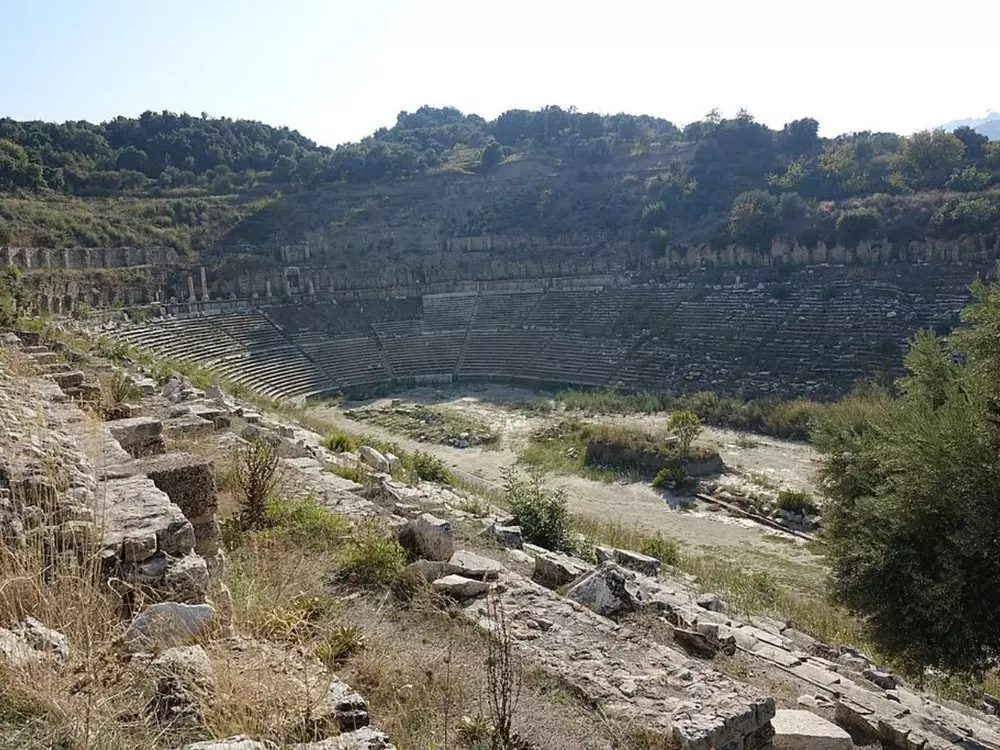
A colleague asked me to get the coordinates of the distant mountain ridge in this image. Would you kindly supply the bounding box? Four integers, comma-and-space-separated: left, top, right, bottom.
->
941, 111, 1000, 140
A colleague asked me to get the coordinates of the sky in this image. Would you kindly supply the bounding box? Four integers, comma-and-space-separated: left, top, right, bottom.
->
2, 0, 998, 147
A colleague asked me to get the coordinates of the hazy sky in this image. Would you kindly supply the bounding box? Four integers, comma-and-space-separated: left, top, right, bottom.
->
2, 0, 997, 146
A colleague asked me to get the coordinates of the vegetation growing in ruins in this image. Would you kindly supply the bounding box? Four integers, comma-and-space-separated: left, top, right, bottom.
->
502, 466, 571, 553
345, 403, 499, 450
230, 435, 284, 531
814, 267, 1000, 676
514, 386, 889, 443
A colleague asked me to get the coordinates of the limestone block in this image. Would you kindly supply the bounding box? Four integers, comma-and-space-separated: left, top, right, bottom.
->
533, 551, 591, 589
50, 370, 84, 389
565, 561, 646, 619
358, 445, 390, 473
125, 602, 216, 650
447, 550, 504, 581
134, 377, 157, 396
140, 452, 220, 556
433, 574, 490, 599
99, 475, 195, 559
396, 513, 453, 561
696, 592, 726, 612
163, 554, 210, 604
107, 416, 166, 457
0, 617, 69, 668
164, 414, 215, 438
481, 523, 523, 549
594, 546, 660, 577
772, 709, 852, 750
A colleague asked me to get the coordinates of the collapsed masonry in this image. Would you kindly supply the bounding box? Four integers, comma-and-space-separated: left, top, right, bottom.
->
0, 337, 396, 750
251, 415, 1000, 750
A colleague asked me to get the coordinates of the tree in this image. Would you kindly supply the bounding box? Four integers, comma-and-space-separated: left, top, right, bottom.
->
667, 410, 702, 456
814, 268, 1000, 675
952, 126, 988, 162
902, 130, 965, 188
729, 189, 777, 250
481, 141, 503, 169
836, 207, 881, 248
271, 154, 297, 181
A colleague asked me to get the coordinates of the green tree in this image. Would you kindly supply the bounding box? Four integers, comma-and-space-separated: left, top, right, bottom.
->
481, 141, 503, 169
667, 410, 702, 456
836, 208, 881, 248
729, 190, 777, 250
814, 268, 1000, 675
902, 130, 965, 188
946, 166, 991, 192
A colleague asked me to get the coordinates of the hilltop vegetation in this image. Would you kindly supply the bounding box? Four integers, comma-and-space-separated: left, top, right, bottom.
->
2, 105, 1000, 254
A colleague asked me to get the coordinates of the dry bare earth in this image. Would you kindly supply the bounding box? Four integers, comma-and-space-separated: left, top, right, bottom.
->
310, 386, 826, 583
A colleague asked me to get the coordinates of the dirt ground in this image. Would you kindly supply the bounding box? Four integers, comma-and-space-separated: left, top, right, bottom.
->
308, 384, 827, 583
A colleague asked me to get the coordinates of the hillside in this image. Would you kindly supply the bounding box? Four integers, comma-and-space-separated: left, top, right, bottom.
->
3, 106, 1000, 263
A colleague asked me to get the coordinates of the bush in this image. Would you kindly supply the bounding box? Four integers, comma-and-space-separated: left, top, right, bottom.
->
323, 429, 357, 453
409, 450, 453, 484
232, 436, 283, 530
836, 207, 881, 248
502, 466, 570, 552
266, 496, 350, 549
666, 410, 702, 456
651, 465, 686, 489
338, 520, 406, 586
639, 532, 680, 566
775, 489, 819, 516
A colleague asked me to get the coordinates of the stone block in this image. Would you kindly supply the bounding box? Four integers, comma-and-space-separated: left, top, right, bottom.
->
99, 475, 195, 559
397, 513, 453, 561
140, 452, 220, 556
481, 523, 523, 549
533, 551, 591, 589
566, 561, 645, 619
125, 602, 215, 650
595, 546, 661, 577
108, 417, 166, 458
358, 445, 390, 473
433, 574, 490, 599
772, 709, 852, 750
50, 370, 84, 389
447, 550, 504, 581
164, 414, 215, 438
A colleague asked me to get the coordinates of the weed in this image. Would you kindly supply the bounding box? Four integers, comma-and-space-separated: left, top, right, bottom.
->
323, 429, 357, 453
231, 436, 282, 530
639, 532, 680, 566
338, 520, 406, 586
502, 466, 570, 552
775, 489, 819, 516
409, 450, 453, 484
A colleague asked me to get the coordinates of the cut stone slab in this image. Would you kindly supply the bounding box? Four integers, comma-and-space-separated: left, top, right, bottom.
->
124, 602, 215, 650
140, 452, 220, 556
447, 550, 504, 581
357, 445, 390, 473
533, 551, 591, 589
164, 414, 215, 438
50, 370, 85, 389
594, 546, 661, 577
98, 474, 195, 559
565, 561, 645, 619
182, 737, 274, 750
481, 523, 523, 550
772, 709, 852, 750
107, 416, 166, 457
396, 513, 453, 561
433, 574, 490, 599
696, 592, 726, 612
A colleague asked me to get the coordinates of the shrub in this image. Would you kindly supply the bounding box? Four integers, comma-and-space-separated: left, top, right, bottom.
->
330, 464, 369, 484
639, 532, 680, 566
502, 466, 570, 552
409, 450, 453, 484
266, 496, 350, 549
314, 625, 366, 666
232, 436, 283, 530
775, 489, 819, 516
338, 520, 406, 586
836, 207, 881, 248
651, 465, 686, 489
323, 429, 357, 453
666, 410, 702, 456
